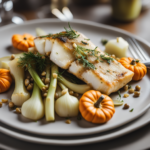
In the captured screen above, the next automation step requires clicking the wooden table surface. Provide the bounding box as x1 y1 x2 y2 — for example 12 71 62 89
14 3 150 43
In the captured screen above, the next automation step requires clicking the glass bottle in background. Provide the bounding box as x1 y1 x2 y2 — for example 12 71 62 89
0 0 25 26
111 0 142 22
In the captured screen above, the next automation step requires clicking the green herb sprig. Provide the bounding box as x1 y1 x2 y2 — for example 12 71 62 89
101 39 108 45
100 54 114 65
39 23 80 39
73 45 99 70
18 52 47 72
130 108 134 112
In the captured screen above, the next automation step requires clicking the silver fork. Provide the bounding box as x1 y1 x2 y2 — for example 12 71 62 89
128 38 150 69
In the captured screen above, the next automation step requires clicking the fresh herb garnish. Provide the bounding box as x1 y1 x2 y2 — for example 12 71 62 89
136 60 139 63
121 100 124 102
107 70 110 72
84 38 90 41
130 108 134 112
39 23 80 39
18 52 47 72
100 54 114 65
81 41 88 45
118 91 121 100
73 45 99 70
101 39 108 45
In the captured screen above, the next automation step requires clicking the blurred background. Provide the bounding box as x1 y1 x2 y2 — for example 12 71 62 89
0 0 150 42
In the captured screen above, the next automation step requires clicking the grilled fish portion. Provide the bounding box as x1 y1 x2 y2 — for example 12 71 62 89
68 57 134 95
34 32 134 95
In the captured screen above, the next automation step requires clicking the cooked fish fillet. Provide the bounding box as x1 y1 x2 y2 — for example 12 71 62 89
34 32 134 95
69 58 134 95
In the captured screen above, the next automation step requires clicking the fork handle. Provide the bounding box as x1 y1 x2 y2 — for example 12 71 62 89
142 60 150 70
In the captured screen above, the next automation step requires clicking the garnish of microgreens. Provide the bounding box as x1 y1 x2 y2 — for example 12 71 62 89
39 23 80 39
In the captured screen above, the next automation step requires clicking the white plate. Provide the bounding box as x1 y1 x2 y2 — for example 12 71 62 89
0 19 150 136
1 108 149 146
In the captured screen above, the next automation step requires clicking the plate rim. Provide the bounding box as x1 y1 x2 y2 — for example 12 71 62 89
0 18 150 136
1 108 150 146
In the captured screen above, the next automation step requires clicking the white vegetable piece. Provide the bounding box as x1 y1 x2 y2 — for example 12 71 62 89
55 82 79 117
36 28 47 36
34 38 45 55
45 64 58 121
9 58 30 106
22 83 44 120
0 53 23 69
105 37 129 58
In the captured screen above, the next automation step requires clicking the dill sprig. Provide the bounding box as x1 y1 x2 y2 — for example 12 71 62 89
39 23 80 39
18 52 47 72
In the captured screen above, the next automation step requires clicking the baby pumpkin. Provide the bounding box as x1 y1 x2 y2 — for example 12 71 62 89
79 90 115 124
0 69 12 93
12 33 34 52
118 57 147 81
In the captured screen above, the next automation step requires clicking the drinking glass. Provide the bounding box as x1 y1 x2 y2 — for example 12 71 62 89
0 0 25 26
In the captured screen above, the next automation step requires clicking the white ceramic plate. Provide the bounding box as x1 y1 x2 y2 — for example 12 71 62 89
0 19 150 136
1 108 149 146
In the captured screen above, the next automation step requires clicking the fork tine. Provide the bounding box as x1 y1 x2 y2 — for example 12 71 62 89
129 39 145 61
128 39 139 59
131 38 149 60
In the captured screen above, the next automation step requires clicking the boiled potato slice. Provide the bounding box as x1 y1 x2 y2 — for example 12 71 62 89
105 37 129 58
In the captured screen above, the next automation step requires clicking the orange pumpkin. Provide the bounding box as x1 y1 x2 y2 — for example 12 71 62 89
118 57 147 81
12 33 34 52
0 69 12 93
79 90 115 124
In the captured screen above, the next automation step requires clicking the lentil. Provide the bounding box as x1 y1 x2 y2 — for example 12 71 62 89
41 77 46 82
69 91 74 95
123 93 129 98
42 86 46 91
45 78 50 84
65 119 71 124
134 91 140 97
25 79 30 86
9 102 14 108
41 71 46 76
54 93 59 99
123 103 129 109
10 54 15 60
135 85 141 91
27 84 33 91
74 93 79 97
16 108 21 113
43 93 47 97
2 99 8 103
124 85 128 91
45 84 49 89
128 88 134 94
